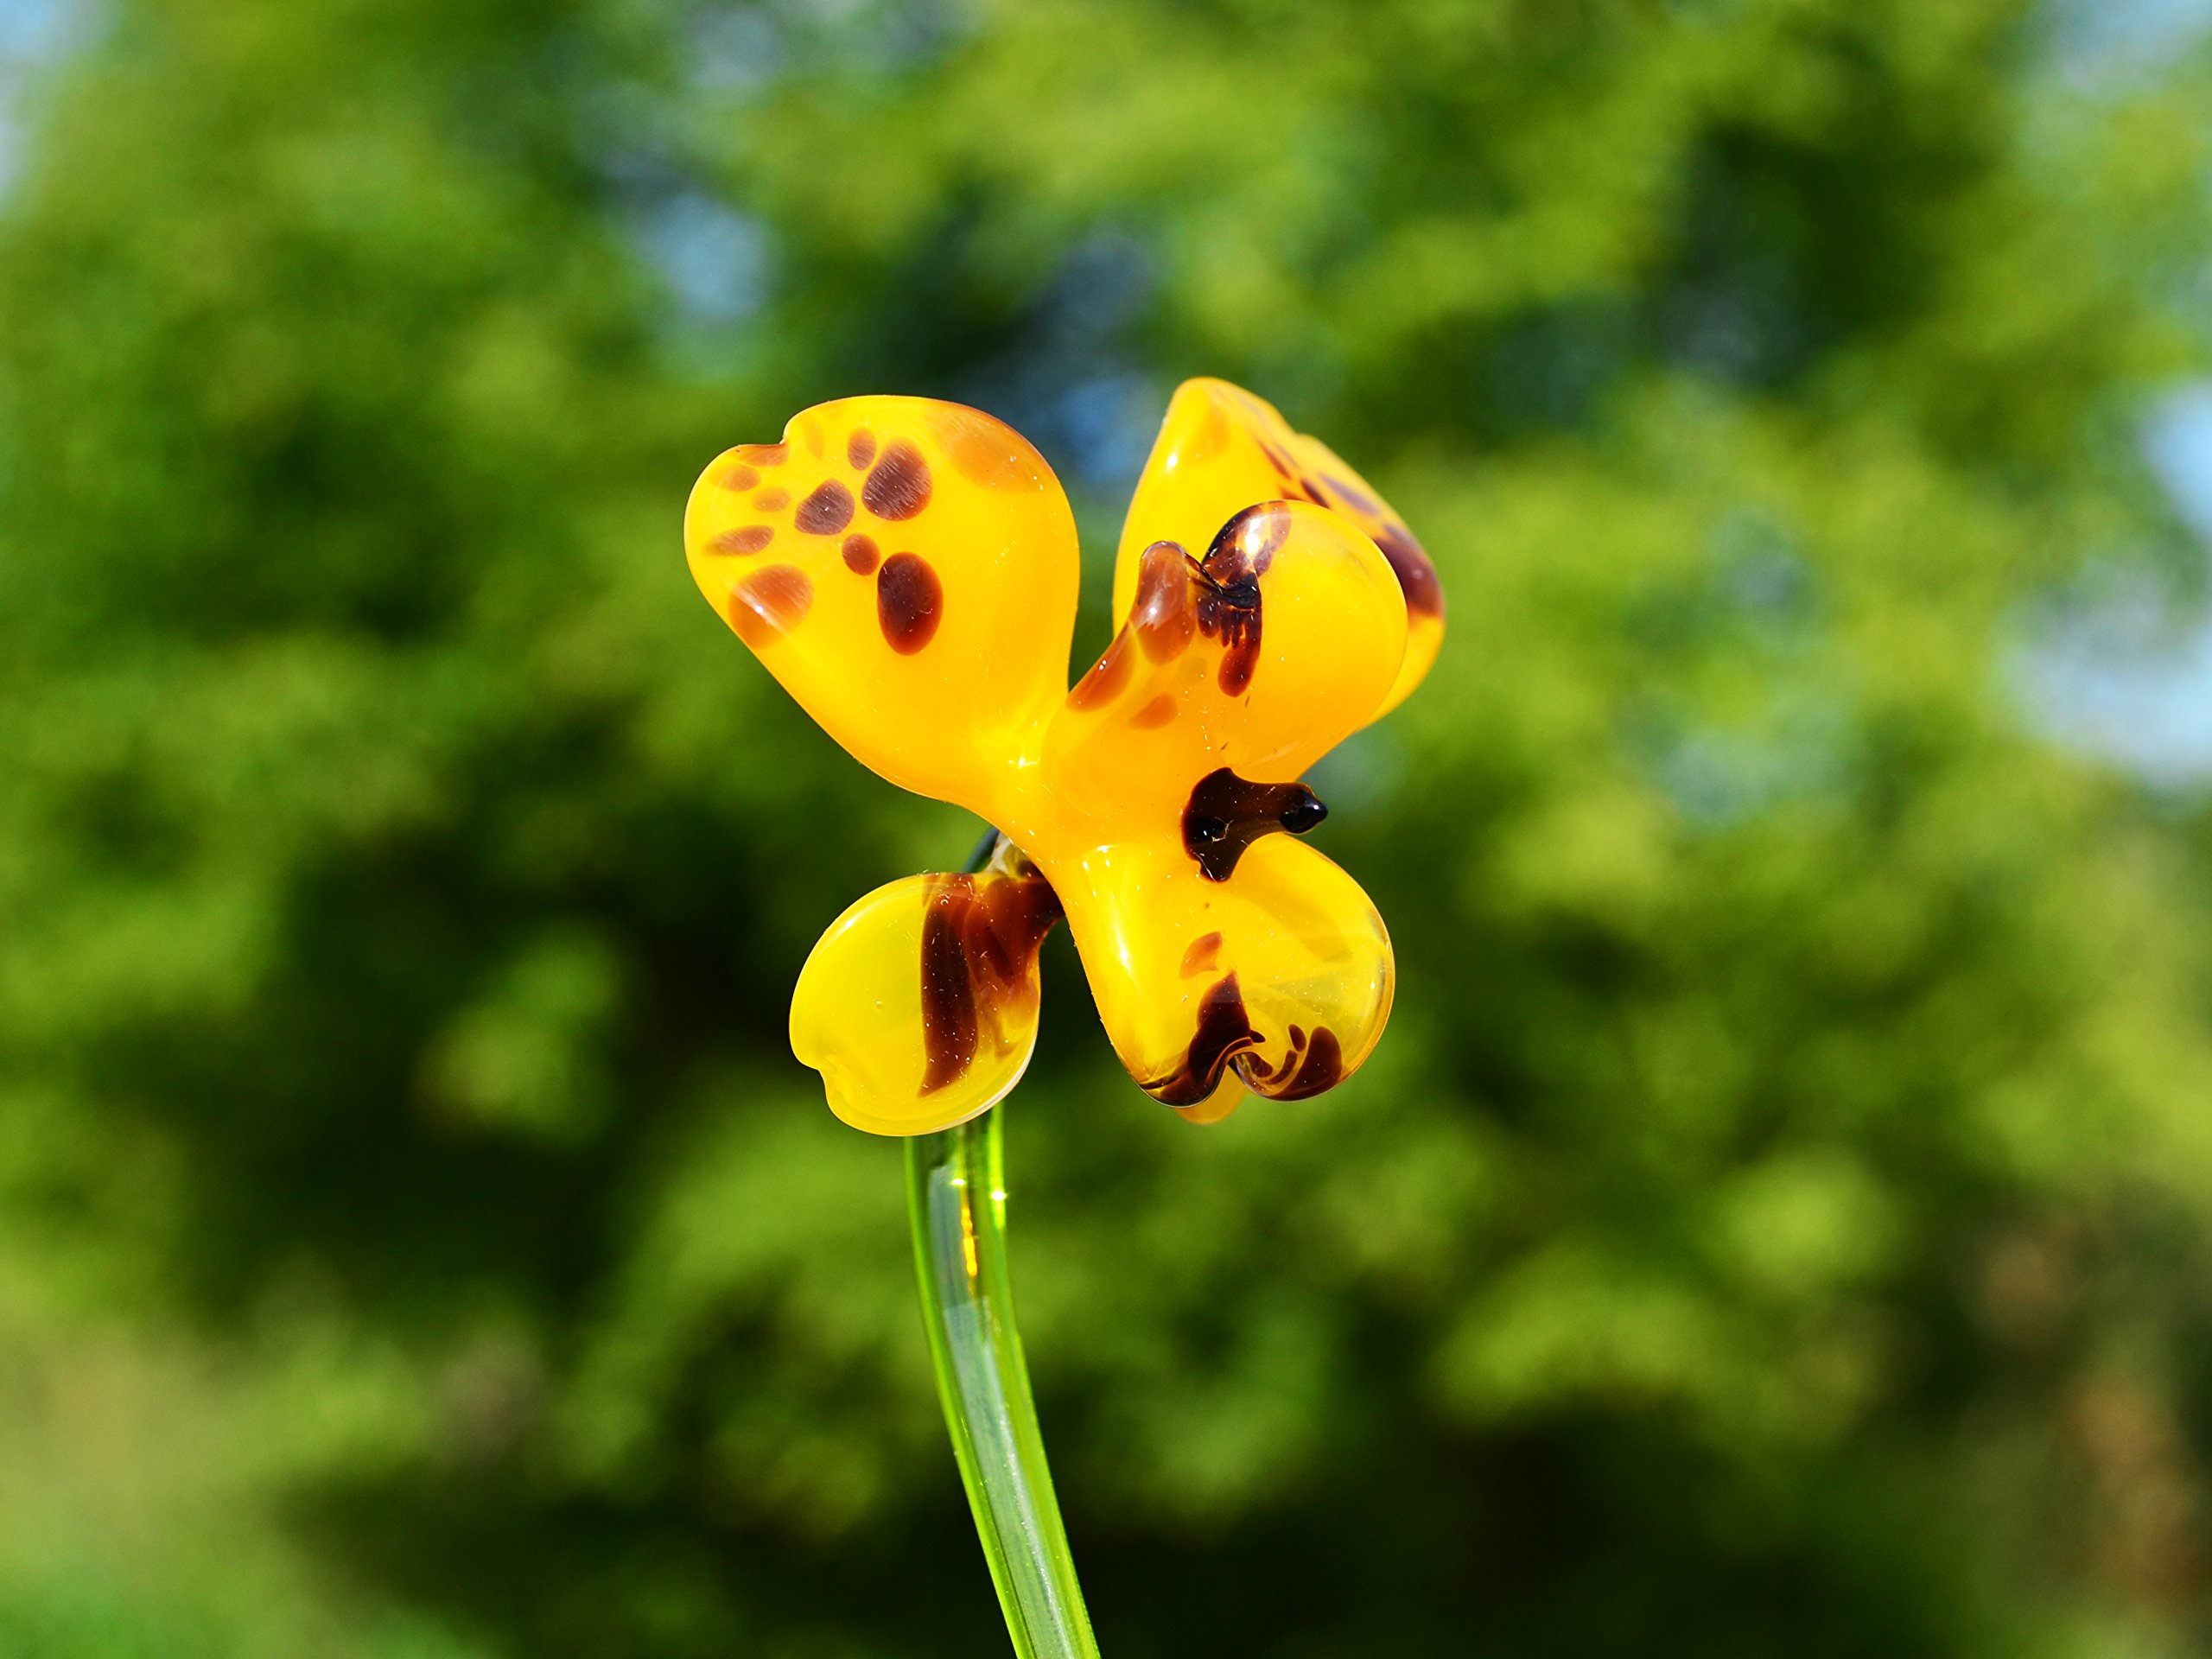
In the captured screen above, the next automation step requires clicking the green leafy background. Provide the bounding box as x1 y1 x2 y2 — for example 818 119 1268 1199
4 0 2212 1653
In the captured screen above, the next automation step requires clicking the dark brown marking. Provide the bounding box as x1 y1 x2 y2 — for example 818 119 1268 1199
919 868 1064 1094
1179 932 1224 978
711 524 774 555
842 533 880 575
1205 501 1290 582
1067 629 1134 710
1131 540 1198 663
721 465 760 492
877 553 943 654
918 891 976 1093
847 429 877 469
1323 473 1381 514
1181 767 1326 882
753 488 791 513
727 565 813 648
1130 695 1177 729
1143 973 1259 1106
863 441 933 520
1246 1035 1301 1089
795 480 855 536
1374 523 1444 619
1236 1021 1344 1098
1272 1027 1344 1098
1196 505 1288 696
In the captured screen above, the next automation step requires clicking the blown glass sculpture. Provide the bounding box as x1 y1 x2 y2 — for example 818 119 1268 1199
683 378 1442 1655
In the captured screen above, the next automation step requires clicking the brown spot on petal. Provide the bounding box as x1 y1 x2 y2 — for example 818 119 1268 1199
795 480 855 536
1179 932 1224 978
929 403 1051 492
919 868 1063 1094
1323 473 1382 515
1245 1037 1300 1089
711 524 774 555
1130 694 1178 729
1067 628 1134 710
918 892 977 1093
863 441 933 520
720 465 760 492
1273 1027 1344 1098
1131 541 1198 663
748 443 787 467
1195 505 1286 696
753 488 790 513
1143 972 1259 1106
727 565 812 648
1182 767 1326 882
877 552 943 653
1205 501 1291 585
842 533 880 575
1374 523 1444 620
1235 1022 1344 1098
847 429 877 468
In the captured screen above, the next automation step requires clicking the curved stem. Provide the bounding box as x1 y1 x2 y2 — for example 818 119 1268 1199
906 1107 1100 1658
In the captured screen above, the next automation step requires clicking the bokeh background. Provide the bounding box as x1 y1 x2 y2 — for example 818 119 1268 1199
7 0 2212 1654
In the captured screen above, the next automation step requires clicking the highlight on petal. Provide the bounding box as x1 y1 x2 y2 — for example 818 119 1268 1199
790 861 1062 1136
1116 378 1444 717
685 397 1081 816
1028 500 1406 836
1036 833 1394 1113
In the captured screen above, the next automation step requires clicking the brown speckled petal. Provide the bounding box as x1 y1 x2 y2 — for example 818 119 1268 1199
791 861 1062 1136
1033 833 1393 1114
684 397 1078 815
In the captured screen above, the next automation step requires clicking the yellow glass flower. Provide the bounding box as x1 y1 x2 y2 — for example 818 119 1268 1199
683 379 1445 1135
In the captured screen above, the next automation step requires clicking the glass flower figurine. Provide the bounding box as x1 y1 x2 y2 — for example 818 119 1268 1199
684 378 1442 1130
682 378 1443 1656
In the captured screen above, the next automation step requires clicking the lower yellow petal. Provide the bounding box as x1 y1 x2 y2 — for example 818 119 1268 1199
1173 1078 1245 1126
790 864 1060 1136
1039 833 1394 1109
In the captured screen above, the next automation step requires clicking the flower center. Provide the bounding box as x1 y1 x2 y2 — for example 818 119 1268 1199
1180 768 1328 881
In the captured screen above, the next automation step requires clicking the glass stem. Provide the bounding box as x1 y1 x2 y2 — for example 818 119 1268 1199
906 1108 1101 1658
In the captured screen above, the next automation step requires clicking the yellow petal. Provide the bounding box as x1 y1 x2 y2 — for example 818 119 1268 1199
790 862 1062 1136
1173 1078 1245 1126
1116 378 1444 717
1025 500 1406 839
1037 833 1394 1110
684 397 1080 816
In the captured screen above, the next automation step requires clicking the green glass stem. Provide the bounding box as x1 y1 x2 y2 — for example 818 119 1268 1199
906 1107 1100 1659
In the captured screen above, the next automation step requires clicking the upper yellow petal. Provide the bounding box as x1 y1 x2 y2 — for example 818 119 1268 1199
1021 500 1406 842
1116 378 1444 717
684 397 1080 816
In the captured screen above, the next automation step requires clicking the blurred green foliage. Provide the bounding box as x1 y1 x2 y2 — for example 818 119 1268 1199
4 0 2212 1653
